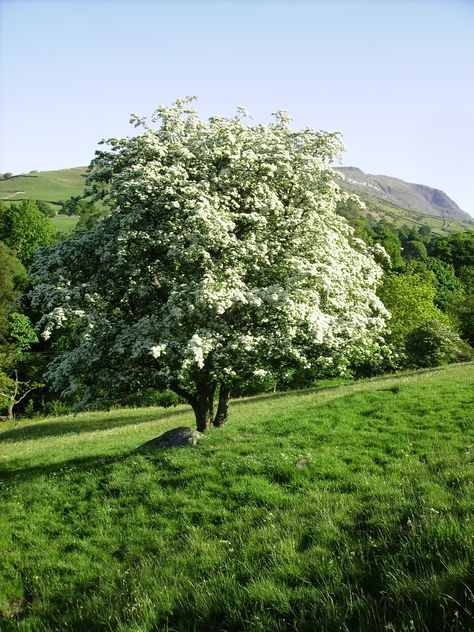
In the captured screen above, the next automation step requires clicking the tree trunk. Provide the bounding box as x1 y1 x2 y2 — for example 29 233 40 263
193 401 212 432
208 382 216 422
213 383 230 427
7 402 14 421
190 380 216 432
192 393 212 432
170 378 217 432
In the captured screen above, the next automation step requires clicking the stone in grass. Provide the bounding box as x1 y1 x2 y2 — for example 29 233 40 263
137 426 203 451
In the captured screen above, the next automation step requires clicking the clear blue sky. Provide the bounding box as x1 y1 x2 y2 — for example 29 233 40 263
1 0 473 215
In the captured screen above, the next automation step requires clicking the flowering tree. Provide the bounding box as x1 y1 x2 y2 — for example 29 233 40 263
31 99 388 431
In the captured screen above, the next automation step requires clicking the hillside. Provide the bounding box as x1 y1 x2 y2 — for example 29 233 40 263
1 364 473 631
0 167 87 208
336 166 473 233
336 167 471 220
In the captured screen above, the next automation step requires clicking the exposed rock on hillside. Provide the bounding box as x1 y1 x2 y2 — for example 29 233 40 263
336 167 471 221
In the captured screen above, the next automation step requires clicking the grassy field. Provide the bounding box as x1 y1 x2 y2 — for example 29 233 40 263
0 168 86 208
0 364 473 631
362 199 473 236
50 214 80 234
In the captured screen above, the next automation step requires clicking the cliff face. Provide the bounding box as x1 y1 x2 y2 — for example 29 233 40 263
336 167 471 221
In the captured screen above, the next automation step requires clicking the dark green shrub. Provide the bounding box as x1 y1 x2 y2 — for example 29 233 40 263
120 388 184 408
35 200 56 217
151 389 183 408
42 400 71 417
405 319 474 367
403 239 428 261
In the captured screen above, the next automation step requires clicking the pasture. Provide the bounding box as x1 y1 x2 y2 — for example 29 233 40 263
1 364 473 631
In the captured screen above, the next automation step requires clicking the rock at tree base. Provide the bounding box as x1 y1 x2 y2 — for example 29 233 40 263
137 427 202 451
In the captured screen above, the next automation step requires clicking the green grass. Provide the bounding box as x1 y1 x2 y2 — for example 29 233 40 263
364 200 473 236
50 214 80 234
1 364 473 631
0 168 86 206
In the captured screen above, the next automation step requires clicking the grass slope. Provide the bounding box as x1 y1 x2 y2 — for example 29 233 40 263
1 364 473 631
364 197 473 236
0 168 86 206
50 214 80 234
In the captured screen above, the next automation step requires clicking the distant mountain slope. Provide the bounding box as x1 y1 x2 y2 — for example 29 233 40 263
0 167 87 207
336 167 471 221
0 165 472 236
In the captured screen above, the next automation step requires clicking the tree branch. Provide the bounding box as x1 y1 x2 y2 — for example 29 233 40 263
169 381 197 409
15 386 39 406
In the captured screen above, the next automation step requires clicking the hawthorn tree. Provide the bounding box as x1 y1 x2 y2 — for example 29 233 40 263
31 99 389 431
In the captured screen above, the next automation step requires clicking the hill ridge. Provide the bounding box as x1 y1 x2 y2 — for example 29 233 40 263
336 166 471 221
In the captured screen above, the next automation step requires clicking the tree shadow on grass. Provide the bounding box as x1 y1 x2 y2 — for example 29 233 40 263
0 440 177 484
0 451 124 483
0 407 191 444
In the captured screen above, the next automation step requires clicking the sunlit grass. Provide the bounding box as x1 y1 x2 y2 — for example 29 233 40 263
1 364 473 631
49 214 79 234
0 168 86 203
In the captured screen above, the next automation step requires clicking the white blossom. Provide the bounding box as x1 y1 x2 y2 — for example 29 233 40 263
150 344 167 359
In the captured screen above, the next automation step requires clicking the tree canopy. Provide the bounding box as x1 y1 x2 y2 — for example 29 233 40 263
31 99 389 430
0 199 57 268
0 242 26 339
0 203 49 419
378 270 449 347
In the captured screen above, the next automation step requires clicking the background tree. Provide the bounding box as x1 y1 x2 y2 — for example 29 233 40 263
0 312 41 420
59 195 83 216
405 320 473 368
406 257 466 328
0 242 26 339
0 199 57 268
456 265 474 345
429 231 474 273
372 222 404 270
31 99 389 431
378 270 451 362
35 199 57 218
403 239 428 261
0 203 56 418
